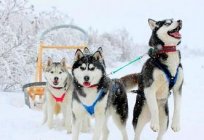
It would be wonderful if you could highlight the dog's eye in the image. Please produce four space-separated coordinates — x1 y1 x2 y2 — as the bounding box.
59 71 62 74
89 67 95 71
50 71 54 74
164 22 171 26
80 67 86 71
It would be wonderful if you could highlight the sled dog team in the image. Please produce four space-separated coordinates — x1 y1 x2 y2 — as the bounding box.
43 18 183 140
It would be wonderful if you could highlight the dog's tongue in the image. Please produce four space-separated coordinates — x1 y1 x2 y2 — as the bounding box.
83 82 91 87
170 32 181 38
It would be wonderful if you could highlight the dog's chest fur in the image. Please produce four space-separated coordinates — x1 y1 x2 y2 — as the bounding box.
78 88 99 105
163 52 180 75
153 51 180 99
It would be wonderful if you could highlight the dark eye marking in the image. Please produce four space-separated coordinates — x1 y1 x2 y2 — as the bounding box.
50 71 54 74
89 67 95 71
164 22 171 26
80 66 86 71
80 63 86 71
88 64 95 71
164 20 173 26
59 71 62 74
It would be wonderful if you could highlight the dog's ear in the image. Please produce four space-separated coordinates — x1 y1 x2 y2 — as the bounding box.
47 57 53 66
97 47 104 57
60 58 66 67
93 51 103 61
97 47 103 53
83 47 90 54
74 49 84 61
148 19 157 30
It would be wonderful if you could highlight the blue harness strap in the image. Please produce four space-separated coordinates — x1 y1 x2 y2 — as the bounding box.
153 60 179 90
81 89 105 116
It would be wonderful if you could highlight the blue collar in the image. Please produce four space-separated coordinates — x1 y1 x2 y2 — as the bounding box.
81 89 105 116
153 59 179 90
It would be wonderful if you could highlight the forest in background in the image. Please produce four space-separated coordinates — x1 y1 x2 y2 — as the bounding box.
0 0 145 91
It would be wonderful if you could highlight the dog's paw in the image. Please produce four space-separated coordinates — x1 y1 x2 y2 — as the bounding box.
80 128 90 133
171 122 180 132
171 117 180 132
150 119 160 132
80 126 90 133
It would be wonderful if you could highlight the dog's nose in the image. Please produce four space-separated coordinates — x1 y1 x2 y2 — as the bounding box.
84 76 90 82
177 20 182 24
54 77 59 81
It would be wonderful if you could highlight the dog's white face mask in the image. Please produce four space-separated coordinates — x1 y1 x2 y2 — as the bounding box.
73 50 104 87
149 19 182 46
44 58 68 87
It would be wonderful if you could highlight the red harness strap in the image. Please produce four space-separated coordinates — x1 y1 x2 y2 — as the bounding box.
51 93 66 102
158 46 177 53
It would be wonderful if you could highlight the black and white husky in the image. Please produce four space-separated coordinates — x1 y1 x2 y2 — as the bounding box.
132 19 184 140
71 47 137 140
43 58 73 132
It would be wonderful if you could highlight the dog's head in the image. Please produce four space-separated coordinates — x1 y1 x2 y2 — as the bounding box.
148 18 182 48
44 57 68 87
72 48 105 87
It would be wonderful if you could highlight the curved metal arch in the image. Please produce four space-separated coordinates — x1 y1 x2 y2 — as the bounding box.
39 24 89 43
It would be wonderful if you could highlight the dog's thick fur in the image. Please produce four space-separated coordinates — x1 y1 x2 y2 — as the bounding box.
71 47 135 140
132 19 184 140
42 58 73 132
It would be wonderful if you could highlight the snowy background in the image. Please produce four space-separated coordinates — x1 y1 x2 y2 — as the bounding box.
0 0 204 139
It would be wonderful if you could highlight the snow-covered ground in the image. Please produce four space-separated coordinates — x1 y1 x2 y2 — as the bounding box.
0 54 204 140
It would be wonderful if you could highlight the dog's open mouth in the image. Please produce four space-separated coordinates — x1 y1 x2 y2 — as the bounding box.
53 80 59 85
168 24 182 39
83 82 91 87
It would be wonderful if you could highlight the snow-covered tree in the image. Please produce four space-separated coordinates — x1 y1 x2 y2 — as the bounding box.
0 0 145 91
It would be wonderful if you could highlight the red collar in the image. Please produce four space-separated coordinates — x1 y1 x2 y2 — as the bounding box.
87 84 98 88
83 84 98 88
51 86 64 90
51 93 66 102
158 46 177 53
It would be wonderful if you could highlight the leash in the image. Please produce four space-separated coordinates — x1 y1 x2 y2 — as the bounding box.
107 53 147 76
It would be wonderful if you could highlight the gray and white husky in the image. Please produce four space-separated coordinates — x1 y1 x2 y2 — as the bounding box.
71 47 137 140
132 19 184 140
43 57 73 132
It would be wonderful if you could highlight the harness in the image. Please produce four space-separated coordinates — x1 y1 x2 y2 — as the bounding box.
81 88 105 116
51 93 66 102
48 75 71 103
153 59 179 90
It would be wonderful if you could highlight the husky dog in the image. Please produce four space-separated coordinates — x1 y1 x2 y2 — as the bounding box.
71 47 137 140
43 57 73 132
132 19 184 140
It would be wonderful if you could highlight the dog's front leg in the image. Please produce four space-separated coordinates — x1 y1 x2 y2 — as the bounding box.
81 114 90 133
72 101 83 140
172 85 183 132
72 117 81 140
47 102 54 129
171 69 183 132
144 87 159 132
64 103 72 133
42 102 47 125
93 110 106 140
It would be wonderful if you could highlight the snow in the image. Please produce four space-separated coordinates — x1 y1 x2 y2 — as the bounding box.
1 54 204 140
